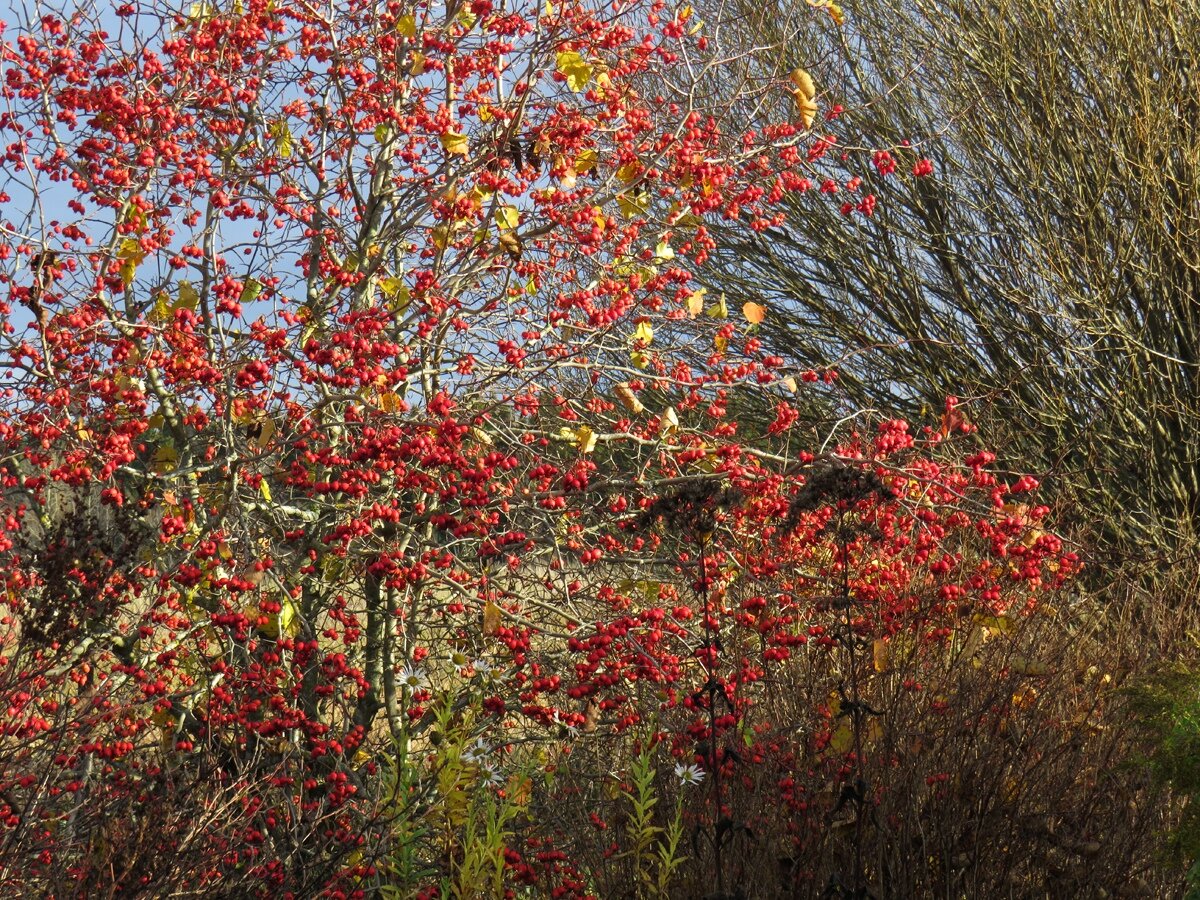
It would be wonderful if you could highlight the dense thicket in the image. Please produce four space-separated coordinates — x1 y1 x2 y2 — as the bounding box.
703 0 1200 564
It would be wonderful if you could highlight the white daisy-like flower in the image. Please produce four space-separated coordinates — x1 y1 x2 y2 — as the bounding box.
448 649 471 676
480 763 504 788
471 657 493 678
674 763 706 786
398 664 427 691
462 738 490 764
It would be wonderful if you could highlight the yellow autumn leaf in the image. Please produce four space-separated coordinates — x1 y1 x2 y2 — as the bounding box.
379 276 411 311
259 479 272 502
659 406 679 436
555 50 594 92
654 240 674 261
151 444 177 474
974 613 1015 635
687 288 706 317
118 238 145 289
258 595 300 640
440 130 469 156
495 205 520 230
782 375 799 393
618 190 649 218
796 94 819 129
150 292 172 324
616 162 641 184
632 320 654 345
575 425 598 454
714 334 728 354
397 13 417 36
246 410 276 450
829 723 853 754
789 67 816 101
807 0 844 24
410 52 426 75
743 301 766 324
268 119 293 158
1010 656 1051 676
573 148 598 174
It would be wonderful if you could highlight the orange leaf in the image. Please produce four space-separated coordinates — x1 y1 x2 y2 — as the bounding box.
483 600 502 635
873 638 889 673
614 382 644 415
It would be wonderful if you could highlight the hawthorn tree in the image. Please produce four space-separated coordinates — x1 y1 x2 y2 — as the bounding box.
0 0 1136 896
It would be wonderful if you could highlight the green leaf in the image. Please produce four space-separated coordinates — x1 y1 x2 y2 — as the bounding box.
239 277 264 304
177 281 199 311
